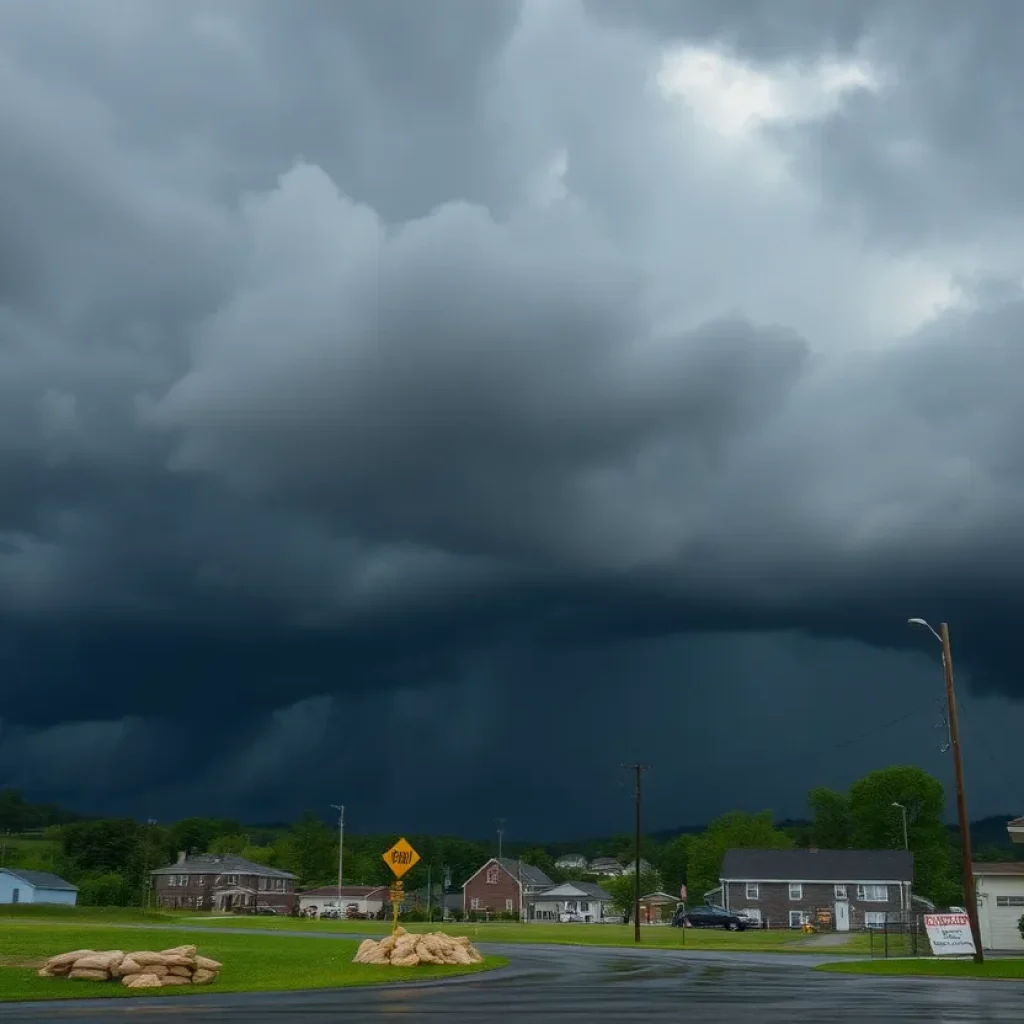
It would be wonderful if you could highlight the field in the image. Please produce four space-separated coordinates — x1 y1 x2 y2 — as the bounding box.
0 916 503 1002
818 958 1024 980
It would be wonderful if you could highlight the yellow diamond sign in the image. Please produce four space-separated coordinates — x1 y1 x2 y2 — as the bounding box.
383 837 420 878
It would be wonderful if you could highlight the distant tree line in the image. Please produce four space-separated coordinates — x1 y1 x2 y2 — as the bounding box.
1 764 1019 909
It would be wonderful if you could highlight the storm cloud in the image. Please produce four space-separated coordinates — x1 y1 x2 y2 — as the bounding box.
0 0 1021 833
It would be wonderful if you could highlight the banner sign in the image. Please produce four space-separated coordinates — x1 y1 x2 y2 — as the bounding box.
923 913 976 956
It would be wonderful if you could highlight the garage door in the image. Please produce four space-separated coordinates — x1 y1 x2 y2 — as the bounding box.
989 896 1024 950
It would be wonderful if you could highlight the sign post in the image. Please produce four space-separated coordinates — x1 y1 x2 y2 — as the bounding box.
923 913 977 957
383 838 421 935
679 884 687 947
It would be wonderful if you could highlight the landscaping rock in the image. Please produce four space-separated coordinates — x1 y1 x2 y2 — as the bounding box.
351 930 484 967
42 947 222 990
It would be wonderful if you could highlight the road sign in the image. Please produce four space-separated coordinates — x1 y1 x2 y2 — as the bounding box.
923 913 976 956
383 837 421 878
680 884 687 901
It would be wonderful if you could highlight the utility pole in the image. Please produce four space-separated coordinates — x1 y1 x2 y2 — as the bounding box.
939 623 983 964
330 804 345 917
495 818 505 861
427 865 432 923
908 618 984 964
622 764 648 943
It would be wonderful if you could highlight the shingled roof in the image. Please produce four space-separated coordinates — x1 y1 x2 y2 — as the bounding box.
720 848 913 883
150 854 295 878
1 868 77 891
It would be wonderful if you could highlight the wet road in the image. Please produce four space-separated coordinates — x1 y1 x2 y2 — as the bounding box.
4 943 1020 1022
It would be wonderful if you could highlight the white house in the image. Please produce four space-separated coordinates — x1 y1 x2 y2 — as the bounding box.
555 854 589 872
590 856 653 877
0 868 78 905
526 881 615 923
297 885 388 917
974 862 1024 952
1009 816 1023 844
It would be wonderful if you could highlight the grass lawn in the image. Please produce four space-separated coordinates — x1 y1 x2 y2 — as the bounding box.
0 920 504 1002
818 958 1024 980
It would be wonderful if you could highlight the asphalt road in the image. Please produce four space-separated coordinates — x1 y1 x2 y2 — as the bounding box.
4 940 1021 1022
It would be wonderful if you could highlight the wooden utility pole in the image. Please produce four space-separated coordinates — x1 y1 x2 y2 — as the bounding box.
940 623 984 964
622 764 648 943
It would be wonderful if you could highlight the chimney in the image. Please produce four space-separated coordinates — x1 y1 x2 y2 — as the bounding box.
176 850 187 864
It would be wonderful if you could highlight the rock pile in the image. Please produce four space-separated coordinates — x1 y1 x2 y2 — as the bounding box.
353 928 484 967
38 944 223 989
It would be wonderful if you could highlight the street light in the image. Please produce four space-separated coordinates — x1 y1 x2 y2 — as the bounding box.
891 802 909 851
907 618 984 964
330 805 345 920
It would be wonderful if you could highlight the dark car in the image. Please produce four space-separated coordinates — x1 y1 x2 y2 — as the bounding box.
672 904 747 931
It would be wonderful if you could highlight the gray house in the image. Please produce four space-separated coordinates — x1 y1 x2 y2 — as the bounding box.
713 848 914 931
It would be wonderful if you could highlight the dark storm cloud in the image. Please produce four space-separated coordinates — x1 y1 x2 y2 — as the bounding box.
1 0 1022 828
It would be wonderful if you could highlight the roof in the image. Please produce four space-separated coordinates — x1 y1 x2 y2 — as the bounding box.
498 858 553 887
0 868 77 891
720 848 914 883
639 891 679 905
150 854 295 879
531 881 613 901
973 862 1024 876
1009 817 1024 828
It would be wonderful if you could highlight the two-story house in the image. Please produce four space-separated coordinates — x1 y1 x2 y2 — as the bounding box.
463 858 553 918
151 853 297 914
715 848 914 931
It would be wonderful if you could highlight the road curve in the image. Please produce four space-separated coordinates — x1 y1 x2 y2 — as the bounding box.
4 940 1020 1022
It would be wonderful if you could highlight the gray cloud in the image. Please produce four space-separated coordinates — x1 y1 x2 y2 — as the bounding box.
0 0 1021 831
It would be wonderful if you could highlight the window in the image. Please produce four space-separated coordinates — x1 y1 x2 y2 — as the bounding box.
746 883 760 900
834 884 847 900
857 884 888 902
580 902 590 912
195 875 205 886
470 898 480 910
788 883 803 900
228 874 239 885
505 899 514 911
864 912 887 929
996 896 1024 907
788 910 808 928
486 864 500 885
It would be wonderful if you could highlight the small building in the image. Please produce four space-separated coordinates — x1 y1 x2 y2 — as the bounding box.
638 891 678 924
298 885 388 918
463 857 553 918
555 854 589 872
151 853 297 914
527 881 615 923
1009 816 1024 844
717 848 914 931
974 862 1024 952
0 868 78 906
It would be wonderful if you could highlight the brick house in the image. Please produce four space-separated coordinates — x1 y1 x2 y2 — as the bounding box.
713 848 913 931
151 853 297 914
463 858 553 918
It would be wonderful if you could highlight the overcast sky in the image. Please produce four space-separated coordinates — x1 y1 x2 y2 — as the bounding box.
0 0 1021 840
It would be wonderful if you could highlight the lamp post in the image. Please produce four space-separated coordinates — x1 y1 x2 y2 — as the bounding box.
908 618 984 963
892 802 909 851
330 804 344 918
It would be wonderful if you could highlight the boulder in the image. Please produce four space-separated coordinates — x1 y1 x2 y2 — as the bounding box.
123 973 163 989
68 968 110 982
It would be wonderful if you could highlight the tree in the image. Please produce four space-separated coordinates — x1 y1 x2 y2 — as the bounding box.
847 765 957 904
276 813 337 887
603 870 664 922
209 834 248 856
686 811 794 904
807 787 852 849
651 835 690 895
166 818 241 858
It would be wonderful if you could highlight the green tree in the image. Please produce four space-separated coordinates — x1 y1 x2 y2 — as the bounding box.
807 787 853 849
603 870 664 922
686 811 794 904
277 813 337 887
847 765 957 904
77 872 133 907
166 818 240 858
209 833 248 856
651 835 690 895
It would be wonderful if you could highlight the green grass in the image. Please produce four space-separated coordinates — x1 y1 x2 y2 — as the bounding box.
0 905 175 925
186 914 871 953
818 958 1024 980
0 921 504 1002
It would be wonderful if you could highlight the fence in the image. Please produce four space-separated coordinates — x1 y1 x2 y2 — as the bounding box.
867 911 929 958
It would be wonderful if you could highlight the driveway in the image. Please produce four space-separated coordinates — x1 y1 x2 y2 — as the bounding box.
3 939 1020 1022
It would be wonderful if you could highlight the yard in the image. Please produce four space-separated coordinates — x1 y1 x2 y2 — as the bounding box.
0 918 503 1002
818 958 1024 980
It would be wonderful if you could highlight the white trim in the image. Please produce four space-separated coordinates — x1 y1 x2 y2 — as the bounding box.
788 883 803 901
462 858 522 893
834 884 847 899
721 878 909 885
745 882 759 900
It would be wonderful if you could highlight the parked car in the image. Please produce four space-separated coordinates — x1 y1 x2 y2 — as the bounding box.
671 904 747 931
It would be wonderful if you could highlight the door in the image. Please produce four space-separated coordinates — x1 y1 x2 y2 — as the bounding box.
11 888 19 904
834 900 850 932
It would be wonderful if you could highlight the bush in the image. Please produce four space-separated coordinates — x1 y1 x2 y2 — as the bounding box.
77 872 134 907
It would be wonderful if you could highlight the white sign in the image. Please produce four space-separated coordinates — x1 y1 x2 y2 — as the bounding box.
923 913 976 956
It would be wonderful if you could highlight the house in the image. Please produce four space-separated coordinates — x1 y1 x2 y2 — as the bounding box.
151 852 297 914
590 856 653 877
0 868 78 906
527 881 615 923
715 848 914 931
1009 816 1024 844
555 854 589 872
638 891 678 924
974 862 1024 952
463 857 553 918
297 885 388 918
